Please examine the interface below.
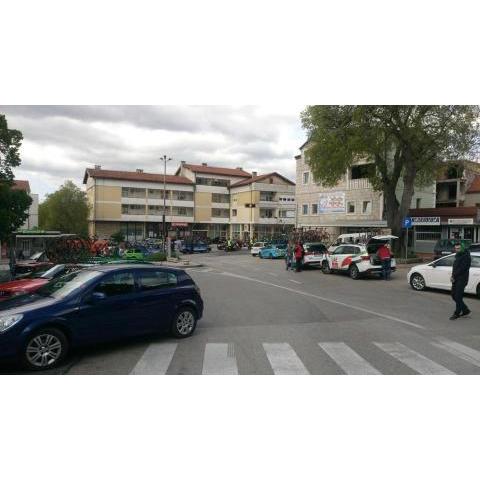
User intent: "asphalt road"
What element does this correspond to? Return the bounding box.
[3,249,480,374]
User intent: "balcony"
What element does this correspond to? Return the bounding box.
[348,178,371,189]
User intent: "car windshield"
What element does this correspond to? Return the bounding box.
[38,264,65,279]
[29,251,44,261]
[36,270,102,299]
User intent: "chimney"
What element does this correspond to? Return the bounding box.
[136,169,143,173]
[202,162,208,166]
[252,171,257,177]
[236,167,243,170]
[94,165,101,170]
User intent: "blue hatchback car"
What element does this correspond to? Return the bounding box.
[0,264,203,371]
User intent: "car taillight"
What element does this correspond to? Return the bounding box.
[361,255,370,260]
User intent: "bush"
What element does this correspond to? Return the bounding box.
[145,252,167,262]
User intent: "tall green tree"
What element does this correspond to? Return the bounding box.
[0,113,32,242]
[39,181,89,236]
[301,105,480,245]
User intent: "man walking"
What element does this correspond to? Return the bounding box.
[450,242,471,320]
[377,242,392,280]
[294,241,304,272]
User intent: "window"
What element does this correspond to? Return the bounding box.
[212,208,229,218]
[148,205,167,215]
[434,256,455,267]
[260,192,275,201]
[93,272,135,297]
[269,178,273,184]
[232,209,237,217]
[148,189,169,199]
[303,172,310,184]
[122,187,146,198]
[416,198,421,209]
[362,200,372,214]
[347,201,355,214]
[122,204,146,215]
[138,270,177,291]
[196,177,230,187]
[351,164,375,180]
[311,203,318,215]
[333,246,346,255]
[278,210,288,218]
[212,193,230,203]
[302,204,309,215]
[177,207,187,216]
[471,256,480,268]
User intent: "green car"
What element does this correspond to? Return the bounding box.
[124,248,145,260]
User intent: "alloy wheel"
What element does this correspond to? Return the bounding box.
[411,273,425,291]
[176,310,195,336]
[26,333,63,368]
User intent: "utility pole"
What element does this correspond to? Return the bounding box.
[161,155,172,252]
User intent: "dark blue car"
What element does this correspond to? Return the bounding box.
[181,242,210,254]
[0,264,203,371]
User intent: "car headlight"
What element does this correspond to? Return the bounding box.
[0,314,23,333]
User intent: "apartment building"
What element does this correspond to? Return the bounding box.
[295,141,436,239]
[83,167,195,241]
[174,162,252,239]
[230,172,296,240]
[13,180,39,230]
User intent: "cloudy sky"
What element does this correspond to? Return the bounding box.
[1,106,306,200]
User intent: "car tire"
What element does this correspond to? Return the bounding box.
[349,264,360,280]
[410,273,426,291]
[22,327,69,371]
[322,261,332,274]
[171,307,197,338]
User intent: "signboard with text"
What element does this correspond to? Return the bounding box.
[318,192,345,213]
[411,216,441,226]
[447,218,474,225]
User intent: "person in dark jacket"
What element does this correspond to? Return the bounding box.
[377,242,392,280]
[450,242,471,320]
[294,242,304,272]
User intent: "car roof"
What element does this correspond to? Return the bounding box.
[334,243,365,248]
[84,264,181,273]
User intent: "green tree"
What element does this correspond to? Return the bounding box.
[0,113,32,242]
[301,105,480,247]
[39,181,89,236]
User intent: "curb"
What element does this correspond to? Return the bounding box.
[151,261,204,269]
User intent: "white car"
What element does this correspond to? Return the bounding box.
[303,242,328,267]
[408,252,480,296]
[251,242,267,256]
[321,243,396,279]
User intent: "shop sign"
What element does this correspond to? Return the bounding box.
[411,216,440,226]
[171,222,189,227]
[318,192,345,213]
[448,218,474,225]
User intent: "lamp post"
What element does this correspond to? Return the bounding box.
[161,155,172,251]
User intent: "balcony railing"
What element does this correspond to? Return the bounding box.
[348,178,371,189]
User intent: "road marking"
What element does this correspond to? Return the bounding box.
[374,342,454,375]
[432,338,480,368]
[263,343,309,375]
[220,271,424,330]
[130,343,177,375]
[318,342,381,375]
[202,343,238,375]
[288,279,302,284]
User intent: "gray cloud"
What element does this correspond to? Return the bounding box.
[1,106,305,199]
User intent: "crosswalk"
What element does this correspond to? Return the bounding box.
[126,338,480,375]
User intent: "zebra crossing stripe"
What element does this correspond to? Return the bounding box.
[319,342,381,375]
[374,342,455,375]
[263,343,309,375]
[432,339,480,368]
[202,343,238,375]
[130,343,177,375]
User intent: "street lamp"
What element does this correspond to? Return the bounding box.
[161,155,173,251]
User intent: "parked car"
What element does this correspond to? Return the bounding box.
[468,243,480,252]
[0,264,84,302]
[181,241,211,254]
[250,242,266,256]
[302,242,328,267]
[433,238,472,259]
[408,251,480,296]
[0,264,203,370]
[259,244,286,259]
[321,243,396,279]
[15,251,53,278]
[124,248,146,260]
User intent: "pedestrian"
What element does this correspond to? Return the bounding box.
[450,242,471,320]
[285,243,293,271]
[294,241,304,272]
[377,242,392,280]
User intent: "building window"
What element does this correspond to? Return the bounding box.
[122,204,146,215]
[350,164,375,180]
[171,191,193,201]
[148,205,168,215]
[196,177,230,187]
[148,188,170,199]
[279,210,287,218]
[269,178,273,184]
[311,203,318,215]
[122,187,146,198]
[260,192,275,202]
[260,209,275,218]
[302,204,309,215]
[212,208,230,218]
[232,209,237,217]
[212,193,230,203]
[347,201,355,214]
[362,200,372,214]
[303,172,310,184]
[416,198,421,209]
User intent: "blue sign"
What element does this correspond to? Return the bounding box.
[403,217,412,229]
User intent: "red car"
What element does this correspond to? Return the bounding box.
[0,264,81,301]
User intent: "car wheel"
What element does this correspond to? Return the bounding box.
[410,273,426,291]
[349,264,360,280]
[22,327,68,371]
[171,307,197,338]
[322,261,332,274]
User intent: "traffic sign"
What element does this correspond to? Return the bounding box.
[403,217,412,229]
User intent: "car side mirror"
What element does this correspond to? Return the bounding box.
[430,263,436,268]
[87,291,107,304]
